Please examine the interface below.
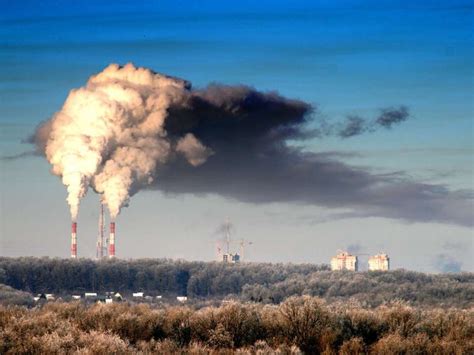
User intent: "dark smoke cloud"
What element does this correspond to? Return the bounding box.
[155,85,471,226]
[335,106,410,138]
[0,150,39,161]
[337,116,367,138]
[347,243,363,254]
[166,84,312,144]
[30,79,472,226]
[376,106,410,128]
[27,119,53,153]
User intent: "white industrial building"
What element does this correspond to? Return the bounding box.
[222,253,240,263]
[331,252,358,271]
[368,253,390,271]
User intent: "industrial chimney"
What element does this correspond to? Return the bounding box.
[71,222,77,258]
[96,202,106,259]
[109,222,116,258]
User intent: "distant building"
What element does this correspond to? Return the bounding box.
[368,253,390,271]
[222,253,240,263]
[177,296,187,302]
[133,292,144,298]
[85,292,97,298]
[72,295,81,300]
[331,252,358,271]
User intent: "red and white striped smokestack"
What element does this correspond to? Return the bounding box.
[71,222,77,258]
[109,222,116,258]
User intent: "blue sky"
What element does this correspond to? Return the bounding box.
[1,0,472,271]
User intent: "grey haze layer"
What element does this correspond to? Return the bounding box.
[31,64,472,226]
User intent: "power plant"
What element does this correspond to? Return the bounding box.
[70,210,397,268]
[71,200,117,259]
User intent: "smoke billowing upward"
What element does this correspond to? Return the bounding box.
[32,63,309,220]
[34,64,213,220]
[32,63,472,227]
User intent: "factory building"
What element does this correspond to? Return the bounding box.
[331,252,358,271]
[368,253,390,271]
[222,253,240,263]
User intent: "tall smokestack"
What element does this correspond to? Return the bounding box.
[71,222,77,258]
[109,222,116,258]
[96,202,105,259]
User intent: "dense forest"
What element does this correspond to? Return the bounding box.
[1,257,473,308]
[1,297,473,354]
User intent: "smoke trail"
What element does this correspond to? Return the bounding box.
[39,63,212,220]
[35,63,454,227]
[376,106,409,128]
[335,106,410,138]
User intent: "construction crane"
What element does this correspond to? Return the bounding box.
[222,218,232,254]
[207,239,224,261]
[238,239,253,262]
[214,218,248,262]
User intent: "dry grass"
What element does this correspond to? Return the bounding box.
[1,296,473,354]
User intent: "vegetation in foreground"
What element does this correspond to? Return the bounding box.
[1,257,473,308]
[1,296,473,354]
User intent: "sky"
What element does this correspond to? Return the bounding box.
[1,0,473,272]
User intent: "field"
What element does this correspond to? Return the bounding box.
[1,297,473,354]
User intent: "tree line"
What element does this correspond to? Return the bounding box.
[0,257,472,308]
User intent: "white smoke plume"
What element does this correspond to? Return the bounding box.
[43,63,212,220]
[176,134,214,167]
